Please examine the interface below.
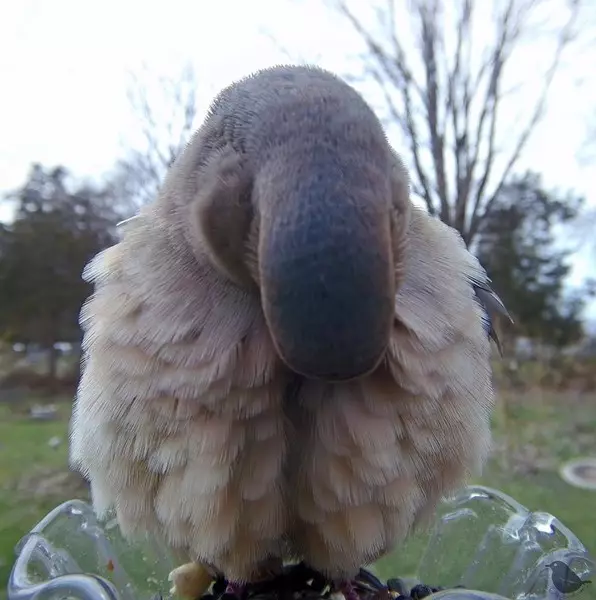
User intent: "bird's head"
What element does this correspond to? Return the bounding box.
[192,140,410,383]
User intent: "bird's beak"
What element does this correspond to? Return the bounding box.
[257,174,396,382]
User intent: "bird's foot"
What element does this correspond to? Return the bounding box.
[254,557,284,582]
[333,580,360,600]
[223,581,246,599]
[168,562,213,599]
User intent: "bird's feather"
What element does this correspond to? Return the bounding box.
[287,208,496,576]
[70,64,506,586]
[71,209,290,580]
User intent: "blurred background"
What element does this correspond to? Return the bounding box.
[1,0,596,596]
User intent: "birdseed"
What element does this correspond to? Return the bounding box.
[193,562,461,600]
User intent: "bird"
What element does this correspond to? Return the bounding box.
[69,64,511,600]
[546,561,591,595]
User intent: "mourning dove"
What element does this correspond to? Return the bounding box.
[70,65,510,600]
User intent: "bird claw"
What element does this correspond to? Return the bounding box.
[168,562,213,599]
[224,581,245,599]
[334,580,360,600]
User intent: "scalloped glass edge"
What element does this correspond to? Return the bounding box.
[7,485,595,600]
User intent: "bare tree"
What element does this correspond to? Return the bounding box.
[334,0,581,246]
[110,63,202,211]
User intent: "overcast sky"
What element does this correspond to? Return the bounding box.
[1,0,595,320]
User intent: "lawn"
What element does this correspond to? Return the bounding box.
[0,401,76,600]
[0,390,595,600]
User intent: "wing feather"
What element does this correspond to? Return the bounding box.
[290,209,495,577]
[70,209,289,581]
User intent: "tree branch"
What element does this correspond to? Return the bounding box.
[413,0,451,222]
[112,63,201,208]
[336,0,582,245]
[338,0,438,214]
[468,0,580,242]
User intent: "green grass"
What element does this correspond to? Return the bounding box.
[0,401,77,600]
[0,392,595,600]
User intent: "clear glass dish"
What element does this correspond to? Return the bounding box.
[7,485,595,600]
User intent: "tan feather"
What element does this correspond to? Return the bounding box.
[289,208,494,577]
[71,203,290,581]
[70,65,502,591]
